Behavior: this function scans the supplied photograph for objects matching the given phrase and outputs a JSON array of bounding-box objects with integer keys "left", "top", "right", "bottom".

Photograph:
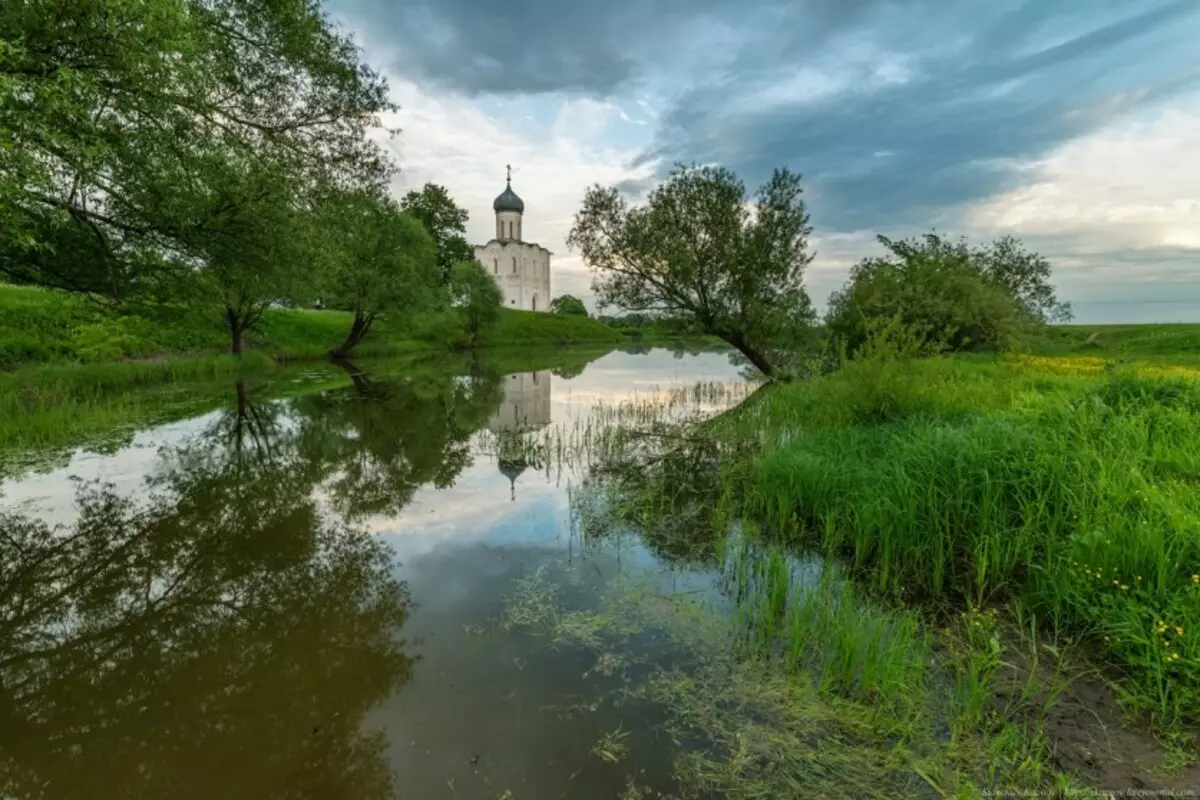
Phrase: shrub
[{"left": 826, "top": 233, "right": 1068, "bottom": 355}]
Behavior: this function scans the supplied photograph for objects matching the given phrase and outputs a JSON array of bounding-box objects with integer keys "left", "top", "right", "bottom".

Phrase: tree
[
  {"left": 976, "top": 235, "right": 1073, "bottom": 323},
  {"left": 567, "top": 163, "right": 816, "bottom": 379},
  {"left": 316, "top": 189, "right": 441, "bottom": 360},
  {"left": 0, "top": 0, "right": 393, "bottom": 300},
  {"left": 825, "top": 233, "right": 1050, "bottom": 354},
  {"left": 179, "top": 156, "right": 312, "bottom": 354},
  {"left": 449, "top": 260, "right": 502, "bottom": 346},
  {"left": 550, "top": 294, "right": 588, "bottom": 316},
  {"left": 399, "top": 184, "right": 476, "bottom": 283}
]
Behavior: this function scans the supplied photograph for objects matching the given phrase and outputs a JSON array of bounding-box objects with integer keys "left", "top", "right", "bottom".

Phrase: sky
[{"left": 326, "top": 0, "right": 1200, "bottom": 323}]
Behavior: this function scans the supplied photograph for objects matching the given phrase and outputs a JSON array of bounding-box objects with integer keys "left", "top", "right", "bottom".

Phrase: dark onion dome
[{"left": 493, "top": 181, "right": 525, "bottom": 213}]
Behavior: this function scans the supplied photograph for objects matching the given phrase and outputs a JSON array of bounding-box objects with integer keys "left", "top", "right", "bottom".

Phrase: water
[{"left": 0, "top": 346, "right": 753, "bottom": 799}]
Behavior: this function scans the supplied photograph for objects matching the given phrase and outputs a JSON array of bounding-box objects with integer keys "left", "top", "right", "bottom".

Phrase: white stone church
[{"left": 473, "top": 168, "right": 551, "bottom": 312}]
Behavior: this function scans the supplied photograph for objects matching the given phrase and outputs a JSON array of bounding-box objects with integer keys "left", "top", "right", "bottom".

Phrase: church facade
[{"left": 473, "top": 169, "right": 551, "bottom": 312}]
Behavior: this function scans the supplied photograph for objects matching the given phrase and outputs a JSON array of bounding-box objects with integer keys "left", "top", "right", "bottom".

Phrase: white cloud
[
  {"left": 377, "top": 80, "right": 659, "bottom": 303},
  {"left": 967, "top": 105, "right": 1200, "bottom": 255}
]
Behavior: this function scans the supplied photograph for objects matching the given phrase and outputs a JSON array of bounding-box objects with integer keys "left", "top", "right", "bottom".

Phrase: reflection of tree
[
  {"left": 292, "top": 360, "right": 505, "bottom": 520},
  {"left": 575, "top": 419, "right": 758, "bottom": 569},
  {"left": 0, "top": 382, "right": 414, "bottom": 800},
  {"left": 550, "top": 362, "right": 587, "bottom": 379}
]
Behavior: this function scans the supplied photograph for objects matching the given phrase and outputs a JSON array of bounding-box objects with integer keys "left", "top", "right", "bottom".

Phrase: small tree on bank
[
  {"left": 317, "top": 190, "right": 440, "bottom": 360},
  {"left": 549, "top": 294, "right": 588, "bottom": 316},
  {"left": 449, "top": 260, "right": 502, "bottom": 346},
  {"left": 399, "top": 184, "right": 476, "bottom": 284},
  {"left": 567, "top": 163, "right": 816, "bottom": 378},
  {"left": 184, "top": 159, "right": 310, "bottom": 355}
]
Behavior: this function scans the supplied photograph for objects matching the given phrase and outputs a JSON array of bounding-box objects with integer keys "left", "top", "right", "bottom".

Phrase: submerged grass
[
  {"left": 492, "top": 343, "right": 1200, "bottom": 792},
  {"left": 500, "top": 533, "right": 1076, "bottom": 797}
]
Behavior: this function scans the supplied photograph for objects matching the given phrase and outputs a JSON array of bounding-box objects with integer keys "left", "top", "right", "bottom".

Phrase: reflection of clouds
[
  {"left": 366, "top": 349, "right": 746, "bottom": 561},
  {"left": 362, "top": 460, "right": 573, "bottom": 562},
  {"left": 0, "top": 412, "right": 220, "bottom": 526}
]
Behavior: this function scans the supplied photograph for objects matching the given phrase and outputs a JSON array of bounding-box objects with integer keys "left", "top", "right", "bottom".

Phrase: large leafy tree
[
  {"left": 975, "top": 235, "right": 1073, "bottom": 323},
  {"left": 0, "top": 0, "right": 393, "bottom": 300},
  {"left": 449, "top": 260, "right": 503, "bottom": 346},
  {"left": 315, "top": 188, "right": 441, "bottom": 360},
  {"left": 567, "top": 163, "right": 816, "bottom": 378},
  {"left": 399, "top": 183, "right": 475, "bottom": 283}
]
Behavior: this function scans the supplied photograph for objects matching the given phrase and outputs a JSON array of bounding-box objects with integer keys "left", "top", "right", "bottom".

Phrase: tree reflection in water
[
  {"left": 0, "top": 378, "right": 417, "bottom": 800},
  {"left": 292, "top": 359, "right": 506, "bottom": 520}
]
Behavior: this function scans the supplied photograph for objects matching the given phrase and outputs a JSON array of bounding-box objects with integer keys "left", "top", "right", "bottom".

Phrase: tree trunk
[
  {"left": 331, "top": 357, "right": 375, "bottom": 396},
  {"left": 330, "top": 310, "right": 373, "bottom": 361},
  {"left": 721, "top": 330, "right": 776, "bottom": 379},
  {"left": 227, "top": 306, "right": 244, "bottom": 355}
]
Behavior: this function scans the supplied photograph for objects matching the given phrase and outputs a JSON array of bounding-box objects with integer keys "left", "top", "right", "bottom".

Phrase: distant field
[{"left": 1032, "top": 323, "right": 1200, "bottom": 360}]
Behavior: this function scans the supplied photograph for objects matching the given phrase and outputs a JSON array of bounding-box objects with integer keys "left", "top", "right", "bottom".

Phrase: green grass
[
  {"left": 729, "top": 352, "right": 1200, "bottom": 726},
  {"left": 1030, "top": 323, "right": 1200, "bottom": 364},
  {"left": 0, "top": 284, "right": 623, "bottom": 370},
  {"left": 0, "top": 285, "right": 623, "bottom": 434}
]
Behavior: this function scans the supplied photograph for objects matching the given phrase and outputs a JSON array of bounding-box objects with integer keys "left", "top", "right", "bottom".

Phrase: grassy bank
[
  {"left": 0, "top": 284, "right": 623, "bottom": 445},
  {"left": 0, "top": 284, "right": 623, "bottom": 369},
  {"left": 709, "top": 350, "right": 1200, "bottom": 771}
]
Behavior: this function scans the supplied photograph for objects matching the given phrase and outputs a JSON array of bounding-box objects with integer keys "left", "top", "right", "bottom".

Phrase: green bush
[{"left": 826, "top": 233, "right": 1068, "bottom": 355}]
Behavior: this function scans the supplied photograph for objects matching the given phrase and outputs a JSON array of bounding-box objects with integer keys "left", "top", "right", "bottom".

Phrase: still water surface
[{"left": 0, "top": 347, "right": 751, "bottom": 799}]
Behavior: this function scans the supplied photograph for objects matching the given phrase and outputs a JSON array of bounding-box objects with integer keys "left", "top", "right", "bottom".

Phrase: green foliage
[
  {"left": 826, "top": 233, "right": 1071, "bottom": 355},
  {"left": 313, "top": 188, "right": 441, "bottom": 357},
  {"left": 744, "top": 362, "right": 1200, "bottom": 725},
  {"left": 0, "top": 0, "right": 394, "bottom": 345},
  {"left": 568, "top": 163, "right": 817, "bottom": 378},
  {"left": 0, "top": 284, "right": 623, "bottom": 376},
  {"left": 549, "top": 294, "right": 588, "bottom": 316},
  {"left": 0, "top": 0, "right": 391, "bottom": 293},
  {"left": 449, "top": 260, "right": 502, "bottom": 345},
  {"left": 399, "top": 183, "right": 475, "bottom": 283}
]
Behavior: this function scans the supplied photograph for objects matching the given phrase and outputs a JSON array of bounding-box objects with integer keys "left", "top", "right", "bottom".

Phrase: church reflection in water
[{"left": 488, "top": 370, "right": 552, "bottom": 501}]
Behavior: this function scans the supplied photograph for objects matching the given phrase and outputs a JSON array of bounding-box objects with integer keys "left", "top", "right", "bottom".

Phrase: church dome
[{"left": 493, "top": 181, "right": 525, "bottom": 214}]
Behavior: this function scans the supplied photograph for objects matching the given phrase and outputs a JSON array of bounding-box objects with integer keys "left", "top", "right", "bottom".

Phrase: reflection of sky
[
  {"left": 0, "top": 412, "right": 220, "bottom": 526},
  {"left": 365, "top": 348, "right": 743, "bottom": 562}
]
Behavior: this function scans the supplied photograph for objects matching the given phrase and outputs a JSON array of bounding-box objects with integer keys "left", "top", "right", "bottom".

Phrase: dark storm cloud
[
  {"left": 326, "top": 0, "right": 927, "bottom": 96},
  {"left": 641, "top": 0, "right": 1200, "bottom": 231},
  {"left": 329, "top": 0, "right": 1200, "bottom": 233}
]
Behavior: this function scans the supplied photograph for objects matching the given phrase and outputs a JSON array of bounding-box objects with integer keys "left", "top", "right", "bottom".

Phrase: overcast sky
[{"left": 327, "top": 0, "right": 1200, "bottom": 323}]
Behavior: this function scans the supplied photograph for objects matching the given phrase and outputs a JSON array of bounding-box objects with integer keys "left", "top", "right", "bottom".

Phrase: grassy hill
[{"left": 0, "top": 284, "right": 623, "bottom": 370}]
